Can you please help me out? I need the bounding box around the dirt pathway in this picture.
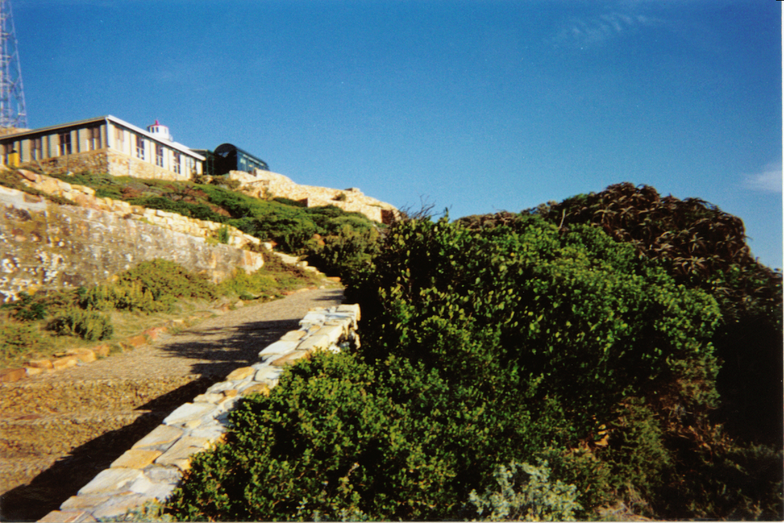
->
[0,287,344,522]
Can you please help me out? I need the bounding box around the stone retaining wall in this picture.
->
[16,171,261,250]
[0,183,264,303]
[39,303,361,522]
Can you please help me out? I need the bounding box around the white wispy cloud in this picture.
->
[743,162,783,193]
[552,12,657,48]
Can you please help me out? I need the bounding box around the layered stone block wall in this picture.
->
[40,304,361,522]
[0,184,263,303]
[26,149,192,182]
[18,171,261,249]
[228,170,399,224]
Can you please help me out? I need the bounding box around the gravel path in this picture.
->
[0,287,344,522]
[28,286,345,384]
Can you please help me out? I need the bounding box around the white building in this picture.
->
[0,115,204,181]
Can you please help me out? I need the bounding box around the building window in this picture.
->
[31,137,42,160]
[88,127,102,150]
[186,157,195,174]
[172,151,181,174]
[155,144,164,167]
[59,132,72,156]
[136,135,145,160]
[115,127,124,149]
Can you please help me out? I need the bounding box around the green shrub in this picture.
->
[48,309,113,340]
[75,260,217,314]
[467,460,582,521]
[126,196,227,224]
[7,292,49,321]
[79,281,159,313]
[170,213,755,521]
[55,170,127,200]
[597,399,673,516]
[350,215,721,430]
[117,259,218,303]
[218,269,279,299]
[217,254,322,300]
[168,352,473,521]
[305,223,380,278]
[527,183,783,445]
[2,289,80,325]
[44,172,382,266]
[216,226,231,244]
[342,214,770,518]
[0,321,41,362]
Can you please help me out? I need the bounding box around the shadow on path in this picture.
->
[159,288,345,379]
[163,318,305,378]
[0,288,345,521]
[0,377,217,522]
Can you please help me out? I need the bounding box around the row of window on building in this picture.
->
[1,122,197,176]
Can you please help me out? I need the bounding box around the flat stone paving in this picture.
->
[0,287,344,522]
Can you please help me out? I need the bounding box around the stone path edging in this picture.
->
[38,303,361,523]
[0,309,230,384]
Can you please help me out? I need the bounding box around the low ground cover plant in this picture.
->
[165,199,782,521]
[0,257,324,370]
[47,309,113,341]
[77,259,218,314]
[218,251,322,300]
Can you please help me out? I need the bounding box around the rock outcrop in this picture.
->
[228,170,399,224]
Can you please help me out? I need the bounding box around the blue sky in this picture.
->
[14,0,782,268]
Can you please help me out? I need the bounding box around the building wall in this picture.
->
[0,117,202,181]
[18,149,194,182]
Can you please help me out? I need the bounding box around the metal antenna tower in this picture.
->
[0,0,26,129]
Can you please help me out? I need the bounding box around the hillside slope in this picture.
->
[227,170,398,224]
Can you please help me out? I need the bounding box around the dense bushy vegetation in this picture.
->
[217,249,323,301]
[165,192,782,521]
[305,224,381,278]
[1,259,217,362]
[47,308,114,340]
[523,183,783,446]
